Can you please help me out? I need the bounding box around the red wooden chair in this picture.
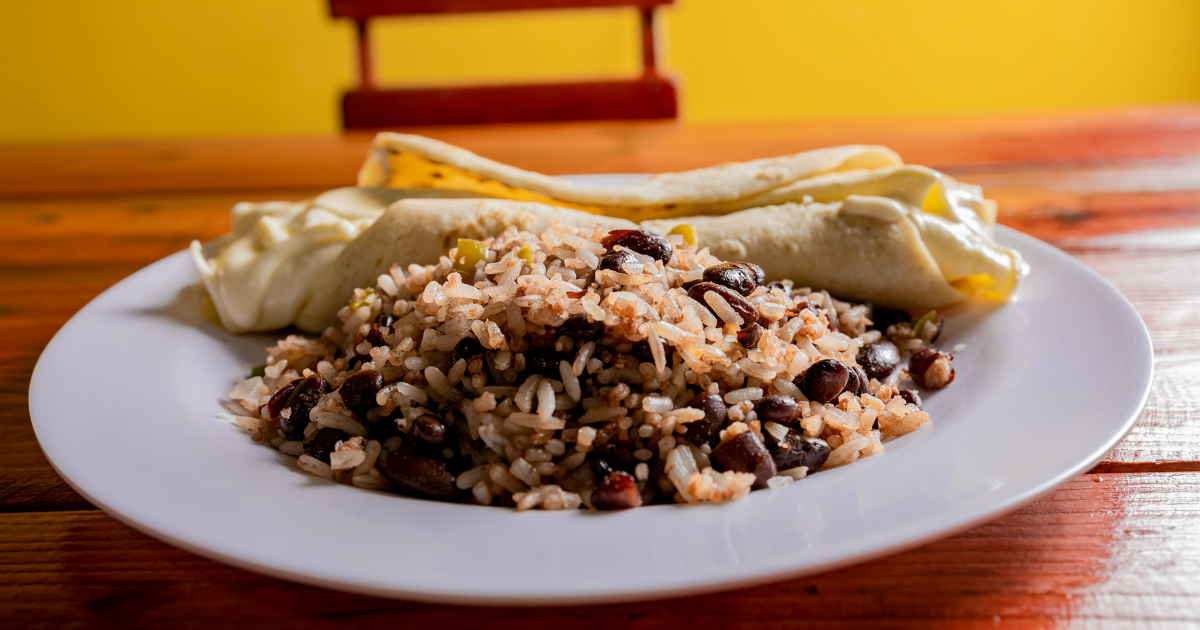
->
[329,0,678,127]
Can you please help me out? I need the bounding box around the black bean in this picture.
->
[898,389,923,409]
[736,322,764,348]
[869,307,911,332]
[687,281,759,325]
[366,323,387,347]
[303,427,348,464]
[375,312,396,328]
[338,370,384,418]
[711,432,777,489]
[909,349,955,389]
[588,423,634,477]
[630,338,670,363]
[367,414,402,443]
[843,364,870,396]
[854,365,870,394]
[598,248,638,272]
[684,392,727,447]
[592,471,642,510]
[451,337,486,366]
[411,414,450,449]
[702,262,761,295]
[559,315,606,341]
[747,263,766,286]
[601,230,673,263]
[522,346,566,378]
[824,306,841,333]
[795,359,849,404]
[681,279,702,291]
[589,454,618,480]
[279,375,329,440]
[858,340,900,381]
[378,450,459,502]
[764,428,831,472]
[756,395,801,425]
[266,379,299,419]
[588,452,635,480]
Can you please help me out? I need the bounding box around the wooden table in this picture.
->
[4,108,1200,628]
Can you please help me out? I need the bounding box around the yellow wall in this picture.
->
[3,0,1199,143]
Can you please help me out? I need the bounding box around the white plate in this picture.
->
[30,211,1151,604]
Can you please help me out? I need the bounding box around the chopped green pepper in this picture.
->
[455,238,488,275]
[249,364,266,378]
[668,224,697,247]
[911,310,937,338]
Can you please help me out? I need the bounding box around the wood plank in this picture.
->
[8,107,1200,198]
[1053,229,1200,468]
[2,473,1198,628]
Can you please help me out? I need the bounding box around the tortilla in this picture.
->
[642,196,1024,311]
[295,198,637,331]
[356,136,1025,310]
[357,133,903,221]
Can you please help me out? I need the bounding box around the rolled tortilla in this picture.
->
[642,196,1026,311]
[357,133,904,221]
[295,198,638,331]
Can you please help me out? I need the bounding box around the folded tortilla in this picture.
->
[295,199,637,331]
[191,187,478,333]
[358,133,904,221]
[643,196,1023,311]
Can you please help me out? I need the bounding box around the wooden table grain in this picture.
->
[4,108,1200,628]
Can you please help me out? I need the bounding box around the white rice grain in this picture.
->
[395,382,429,404]
[772,376,804,400]
[377,273,399,297]
[536,379,556,420]
[351,470,393,490]
[665,445,700,502]
[507,412,566,430]
[278,441,305,456]
[666,407,706,424]
[766,475,794,490]
[703,291,744,326]
[577,406,627,424]
[780,465,809,480]
[456,465,490,490]
[515,375,540,413]
[724,387,763,404]
[642,395,674,414]
[403,355,429,371]
[444,280,484,301]
[425,366,461,402]
[736,358,777,382]
[297,455,334,479]
[647,322,667,374]
[510,457,541,486]
[559,360,581,401]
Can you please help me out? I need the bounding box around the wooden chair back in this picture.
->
[329,0,678,127]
